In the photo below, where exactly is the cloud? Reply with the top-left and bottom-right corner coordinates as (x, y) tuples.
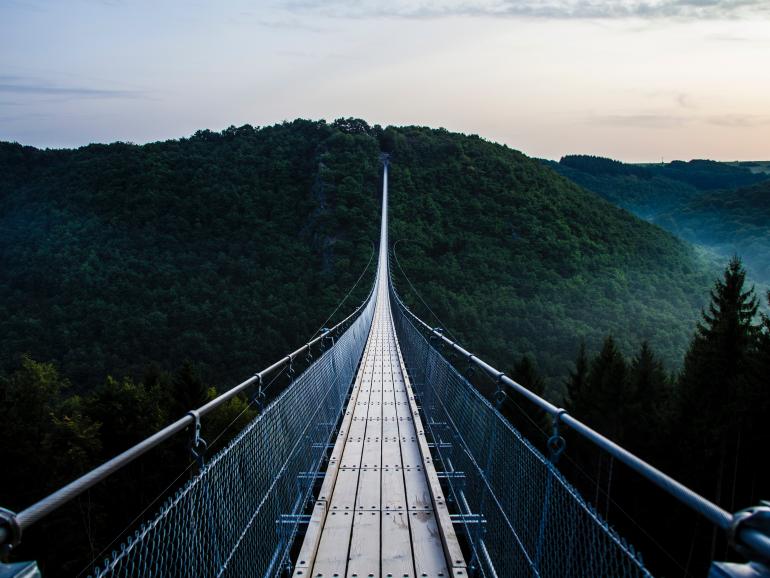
(590, 113), (691, 128)
(283, 0), (770, 20)
(588, 112), (770, 129)
(4, 0), (47, 12)
(640, 90), (697, 110)
(250, 15), (328, 31)
(675, 93), (696, 109)
(706, 114), (770, 127)
(704, 32), (762, 42)
(0, 77), (145, 100)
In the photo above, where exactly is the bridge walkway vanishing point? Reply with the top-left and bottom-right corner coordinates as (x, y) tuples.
(295, 160), (466, 578)
(294, 231), (466, 578)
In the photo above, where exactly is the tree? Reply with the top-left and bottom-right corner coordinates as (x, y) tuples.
(511, 354), (545, 397)
(168, 361), (209, 419)
(676, 257), (759, 511)
(0, 357), (100, 503)
(582, 336), (629, 441)
(565, 341), (589, 413)
(740, 290), (770, 507)
(626, 341), (670, 457)
(0, 358), (101, 575)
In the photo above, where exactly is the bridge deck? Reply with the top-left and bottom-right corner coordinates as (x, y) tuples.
(295, 276), (466, 578)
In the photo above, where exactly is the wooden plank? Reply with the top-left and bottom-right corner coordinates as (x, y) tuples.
(355, 468), (381, 512)
(329, 468), (361, 510)
(408, 510), (450, 577)
(312, 508), (355, 577)
(403, 467), (433, 512)
(340, 439), (365, 469)
(399, 438), (423, 470)
(393, 330), (468, 575)
(347, 510), (381, 578)
(381, 510), (413, 577)
(381, 467), (407, 511)
(293, 500), (326, 577)
(381, 438), (402, 469)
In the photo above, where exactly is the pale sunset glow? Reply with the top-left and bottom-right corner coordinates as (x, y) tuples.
(1, 0), (768, 160)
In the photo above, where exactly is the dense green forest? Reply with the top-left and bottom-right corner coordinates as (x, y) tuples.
(385, 129), (714, 392)
(0, 120), (734, 575)
(557, 258), (770, 577)
(0, 121), (380, 391)
(548, 155), (770, 284)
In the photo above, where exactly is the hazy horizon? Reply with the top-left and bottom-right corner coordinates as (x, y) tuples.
(2, 0), (769, 162)
(4, 118), (769, 165)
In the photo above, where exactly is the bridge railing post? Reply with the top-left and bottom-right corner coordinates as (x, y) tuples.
(709, 503), (770, 577)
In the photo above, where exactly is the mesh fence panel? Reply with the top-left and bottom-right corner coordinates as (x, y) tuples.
(90, 295), (376, 578)
(391, 296), (653, 578)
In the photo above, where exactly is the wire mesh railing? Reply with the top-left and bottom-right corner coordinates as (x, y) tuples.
(390, 285), (652, 578)
(87, 293), (376, 578)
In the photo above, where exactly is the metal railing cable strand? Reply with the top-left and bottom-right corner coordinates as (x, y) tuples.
(89, 289), (377, 577)
(311, 240), (376, 339)
(389, 279), (651, 577)
(389, 280), (770, 564)
(73, 363), (289, 578)
(390, 239), (460, 344)
(0, 279), (376, 548)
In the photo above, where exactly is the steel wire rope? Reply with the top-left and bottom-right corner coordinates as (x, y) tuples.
(311, 240), (376, 339)
(391, 239), (460, 344)
(391, 255), (687, 576)
(1, 243), (380, 546)
(75, 365), (291, 578)
(499, 387), (693, 576)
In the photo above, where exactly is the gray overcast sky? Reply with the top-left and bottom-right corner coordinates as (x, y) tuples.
(1, 0), (769, 161)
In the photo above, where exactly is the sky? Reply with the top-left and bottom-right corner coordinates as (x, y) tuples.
(1, 0), (769, 161)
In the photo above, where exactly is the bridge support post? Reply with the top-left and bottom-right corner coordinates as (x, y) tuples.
(709, 562), (769, 577)
(709, 503), (770, 577)
(0, 508), (39, 578)
(0, 561), (41, 578)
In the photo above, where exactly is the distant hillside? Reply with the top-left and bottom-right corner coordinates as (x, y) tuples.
(548, 155), (770, 284)
(657, 181), (770, 281)
(383, 128), (713, 391)
(1, 122), (713, 398)
(0, 121), (381, 389)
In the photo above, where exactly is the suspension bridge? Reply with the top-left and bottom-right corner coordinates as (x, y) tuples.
(1, 158), (768, 578)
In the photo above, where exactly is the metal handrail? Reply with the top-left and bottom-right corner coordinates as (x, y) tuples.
(388, 274), (770, 564)
(0, 281), (376, 549)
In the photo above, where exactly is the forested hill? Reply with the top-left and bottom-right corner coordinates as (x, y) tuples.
(547, 154), (770, 284)
(0, 121), (382, 390)
(1, 121), (712, 396)
(385, 130), (713, 390)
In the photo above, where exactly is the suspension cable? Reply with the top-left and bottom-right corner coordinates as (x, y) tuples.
(311, 240), (375, 339)
(0, 268), (377, 547)
(391, 239), (460, 344)
(389, 284), (735, 532)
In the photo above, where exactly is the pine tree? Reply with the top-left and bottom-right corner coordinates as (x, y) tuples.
(586, 335), (629, 442)
(565, 341), (589, 413)
(678, 258), (758, 444)
(756, 291), (770, 405)
(676, 257), (759, 509)
(627, 341), (670, 456)
(169, 361), (209, 418)
(740, 290), (770, 506)
(512, 354), (545, 397)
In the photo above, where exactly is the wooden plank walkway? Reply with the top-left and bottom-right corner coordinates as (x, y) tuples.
(294, 275), (467, 578)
